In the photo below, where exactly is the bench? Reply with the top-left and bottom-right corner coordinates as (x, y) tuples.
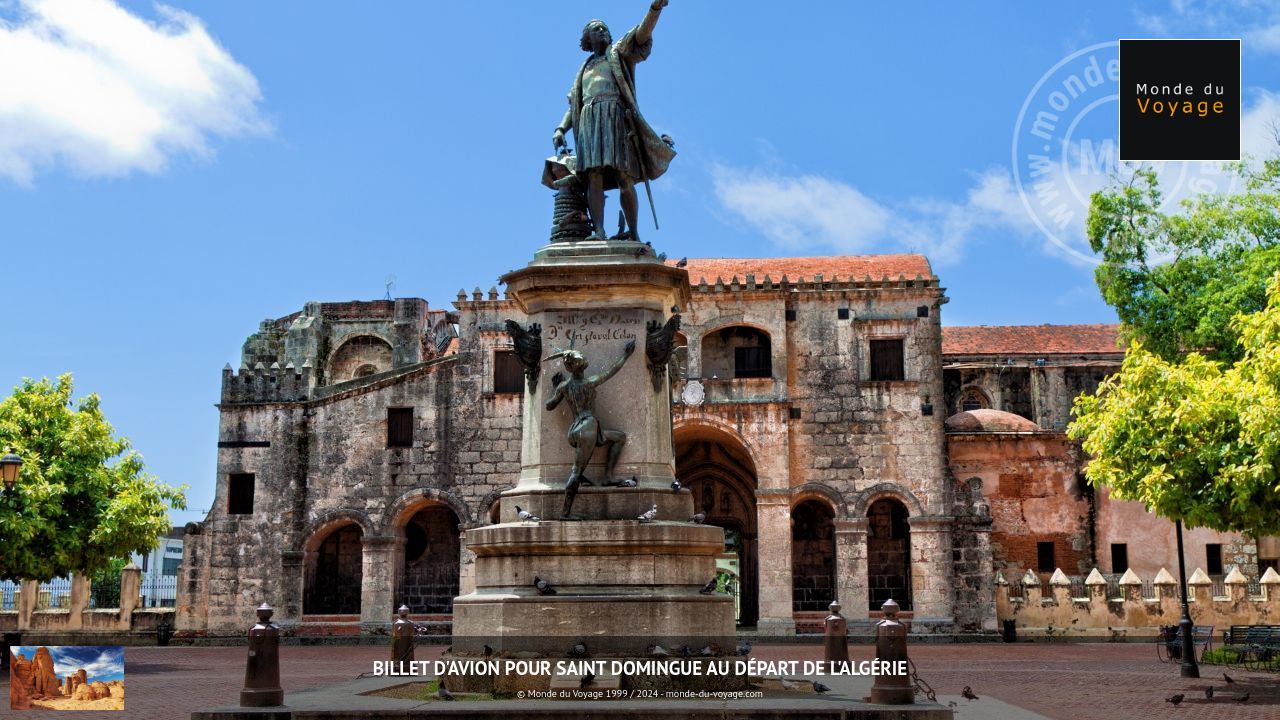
(1224, 625), (1280, 670)
(1156, 624), (1214, 663)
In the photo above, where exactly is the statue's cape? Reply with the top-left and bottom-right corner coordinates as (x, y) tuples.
(568, 25), (676, 184)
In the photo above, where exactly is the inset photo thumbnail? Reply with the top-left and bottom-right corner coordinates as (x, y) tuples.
(9, 646), (124, 711)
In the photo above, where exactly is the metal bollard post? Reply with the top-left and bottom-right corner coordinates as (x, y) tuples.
(240, 603), (284, 707)
(868, 598), (913, 705)
(391, 605), (415, 666)
(156, 621), (172, 647)
(823, 600), (848, 665)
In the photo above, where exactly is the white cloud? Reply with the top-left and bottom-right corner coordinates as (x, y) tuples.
(0, 0), (268, 184)
(50, 648), (123, 682)
(710, 164), (1033, 265)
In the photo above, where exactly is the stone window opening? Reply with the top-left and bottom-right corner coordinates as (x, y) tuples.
(354, 364), (378, 378)
(960, 387), (990, 412)
(1037, 541), (1056, 573)
(387, 407), (414, 448)
(1110, 543), (1129, 574)
(227, 473), (254, 515)
(701, 326), (772, 380)
(493, 350), (523, 394)
(869, 338), (905, 381)
(1206, 543), (1223, 575)
(327, 335), (393, 383)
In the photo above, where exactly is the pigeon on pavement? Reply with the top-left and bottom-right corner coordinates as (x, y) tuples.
(516, 505), (540, 522)
(962, 686), (979, 701)
(1166, 693), (1184, 706)
(534, 576), (557, 595)
(437, 684), (455, 701)
(813, 681), (832, 693)
(699, 579), (717, 595)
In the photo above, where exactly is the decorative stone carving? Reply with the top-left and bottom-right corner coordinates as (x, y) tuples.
(644, 314), (680, 391)
(504, 320), (543, 393)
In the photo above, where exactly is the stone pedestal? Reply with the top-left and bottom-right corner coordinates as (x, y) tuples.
(450, 241), (735, 673)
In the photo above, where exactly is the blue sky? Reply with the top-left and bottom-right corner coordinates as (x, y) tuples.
(14, 646), (125, 683)
(1, 1), (1278, 524)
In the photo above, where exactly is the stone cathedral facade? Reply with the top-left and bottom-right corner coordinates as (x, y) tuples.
(176, 254), (1266, 638)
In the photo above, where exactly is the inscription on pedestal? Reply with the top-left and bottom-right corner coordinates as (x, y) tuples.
(545, 310), (641, 347)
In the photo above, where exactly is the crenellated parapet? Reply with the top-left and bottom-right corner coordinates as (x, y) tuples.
(220, 361), (314, 404)
(997, 565), (1280, 639)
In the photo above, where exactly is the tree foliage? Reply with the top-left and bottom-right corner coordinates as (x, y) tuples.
(1068, 275), (1280, 534)
(1086, 161), (1280, 363)
(0, 374), (186, 581)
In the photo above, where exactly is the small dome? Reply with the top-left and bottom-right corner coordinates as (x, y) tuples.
(944, 409), (1040, 433)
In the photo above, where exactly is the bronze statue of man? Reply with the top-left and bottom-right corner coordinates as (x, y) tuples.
(545, 340), (636, 519)
(552, 0), (676, 242)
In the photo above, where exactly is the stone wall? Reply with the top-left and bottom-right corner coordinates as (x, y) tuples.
(997, 566), (1280, 639)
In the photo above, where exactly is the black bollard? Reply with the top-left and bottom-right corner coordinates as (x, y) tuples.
(868, 599), (913, 705)
(391, 605), (415, 667)
(823, 600), (849, 665)
(240, 603), (284, 707)
(156, 621), (172, 647)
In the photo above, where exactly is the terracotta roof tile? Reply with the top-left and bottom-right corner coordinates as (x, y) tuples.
(943, 324), (1123, 356)
(668, 254), (933, 284)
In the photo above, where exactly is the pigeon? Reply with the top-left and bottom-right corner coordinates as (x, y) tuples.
(516, 505), (540, 522)
(437, 684), (455, 701)
(638, 504), (658, 523)
(680, 645), (692, 659)
(634, 246), (646, 259)
(1205, 686), (1214, 700)
(813, 681), (832, 694)
(1234, 692), (1249, 703)
(534, 576), (557, 595)
(580, 672), (595, 688)
(962, 686), (979, 701)
(699, 645), (714, 656)
(620, 477), (638, 488)
(649, 644), (670, 657)
(671, 305), (680, 313)
(675, 257), (688, 268)
(736, 640), (752, 657)
(1223, 672), (1235, 684)
(779, 678), (798, 690)
(1165, 693), (1184, 706)
(569, 642), (587, 658)
(483, 644), (493, 657)
(660, 133), (675, 149)
(699, 579), (717, 595)
(690, 512), (705, 524)
(671, 479), (682, 492)
(947, 701), (958, 708)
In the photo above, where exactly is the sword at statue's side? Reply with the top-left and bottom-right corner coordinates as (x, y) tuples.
(626, 110), (660, 231)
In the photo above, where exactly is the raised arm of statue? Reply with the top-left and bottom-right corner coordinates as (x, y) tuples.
(635, 0), (668, 46)
(590, 340), (636, 387)
(546, 381), (566, 411)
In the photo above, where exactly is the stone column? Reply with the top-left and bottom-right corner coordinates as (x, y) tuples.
(278, 550), (305, 630)
(755, 490), (794, 636)
(834, 518), (869, 620)
(971, 520), (997, 631)
(458, 529), (477, 596)
(67, 575), (89, 631)
(907, 515), (955, 631)
(360, 535), (397, 631)
(18, 579), (37, 631)
(119, 564), (141, 630)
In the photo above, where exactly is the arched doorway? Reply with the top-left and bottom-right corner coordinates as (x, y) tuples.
(396, 505), (460, 613)
(675, 423), (758, 627)
(304, 522), (363, 615)
(867, 498), (912, 611)
(791, 500), (836, 611)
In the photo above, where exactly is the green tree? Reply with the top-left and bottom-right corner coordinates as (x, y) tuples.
(0, 374), (186, 581)
(1068, 275), (1280, 535)
(1086, 161), (1280, 363)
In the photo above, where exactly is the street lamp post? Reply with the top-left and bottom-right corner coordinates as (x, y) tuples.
(0, 451), (21, 493)
(1174, 518), (1199, 678)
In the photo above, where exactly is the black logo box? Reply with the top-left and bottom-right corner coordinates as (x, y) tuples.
(1119, 39), (1240, 161)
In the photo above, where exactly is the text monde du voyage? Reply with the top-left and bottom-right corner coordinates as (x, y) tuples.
(1134, 83), (1229, 118)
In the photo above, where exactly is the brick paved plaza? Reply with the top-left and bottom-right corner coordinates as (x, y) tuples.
(5, 642), (1275, 719)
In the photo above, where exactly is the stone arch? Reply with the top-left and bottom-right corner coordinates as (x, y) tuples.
(959, 386), (991, 411)
(849, 482), (926, 519)
(327, 334), (393, 383)
(674, 419), (758, 626)
(387, 487), (472, 530)
(477, 489), (505, 526)
(391, 492), (463, 615)
(302, 512), (368, 615)
(791, 483), (847, 517)
(699, 324), (772, 380)
(866, 496), (913, 611)
(790, 497), (837, 612)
